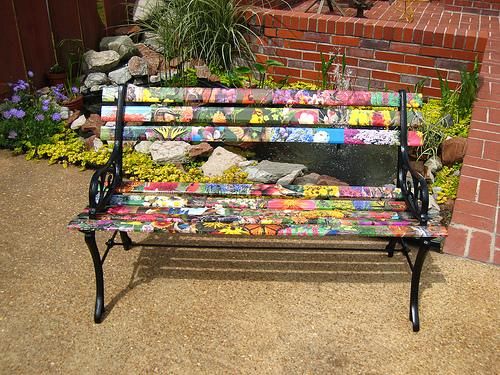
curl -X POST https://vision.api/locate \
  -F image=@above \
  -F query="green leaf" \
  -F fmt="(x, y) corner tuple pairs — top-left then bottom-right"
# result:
(265, 59), (284, 67)
(254, 63), (266, 74)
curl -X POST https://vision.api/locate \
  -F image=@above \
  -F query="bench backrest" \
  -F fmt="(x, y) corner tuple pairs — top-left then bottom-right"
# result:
(99, 85), (423, 148)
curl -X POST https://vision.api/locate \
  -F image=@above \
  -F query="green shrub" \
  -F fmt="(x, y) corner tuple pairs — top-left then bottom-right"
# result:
(433, 163), (461, 204)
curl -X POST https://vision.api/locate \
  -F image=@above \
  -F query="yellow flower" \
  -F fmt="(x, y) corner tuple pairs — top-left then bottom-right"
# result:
(212, 111), (227, 123)
(219, 226), (249, 235)
(143, 89), (160, 103)
(250, 109), (264, 124)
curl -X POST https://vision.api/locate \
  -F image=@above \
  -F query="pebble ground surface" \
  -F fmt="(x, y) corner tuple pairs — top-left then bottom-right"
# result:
(0, 150), (499, 374)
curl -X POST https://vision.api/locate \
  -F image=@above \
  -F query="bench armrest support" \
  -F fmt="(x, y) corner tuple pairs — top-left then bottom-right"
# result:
(397, 90), (429, 226)
(88, 84), (127, 219)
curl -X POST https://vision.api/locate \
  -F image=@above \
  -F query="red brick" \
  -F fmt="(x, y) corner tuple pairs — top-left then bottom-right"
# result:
(453, 34), (466, 50)
(465, 138), (484, 158)
(423, 30), (434, 46)
(349, 48), (374, 59)
(345, 20), (355, 35)
(402, 25), (414, 43)
(468, 231), (492, 262)
(308, 18), (318, 32)
(298, 16), (308, 31)
(284, 40), (316, 51)
(331, 36), (360, 47)
(489, 108), (500, 123)
(413, 28), (424, 44)
(452, 211), (495, 232)
(477, 180), (498, 206)
(472, 106), (489, 122)
(276, 48), (302, 59)
(264, 28), (277, 37)
(461, 165), (499, 182)
(464, 35), (476, 51)
(277, 29), (304, 39)
(363, 24), (374, 38)
(374, 25), (384, 39)
(463, 155), (499, 172)
(456, 176), (478, 201)
(301, 70), (321, 80)
(443, 225), (468, 256)
(404, 55), (435, 67)
(391, 43), (419, 54)
(302, 51), (323, 62)
(317, 18), (327, 33)
(443, 32), (455, 48)
(371, 71), (400, 82)
(354, 21), (364, 37)
(483, 141), (499, 161)
(335, 20), (345, 35)
(389, 63), (417, 74)
(494, 250), (500, 266)
(272, 66), (301, 77)
(421, 86), (442, 98)
(383, 24), (394, 40)
(375, 51), (405, 63)
(454, 199), (497, 219)
(468, 129), (500, 143)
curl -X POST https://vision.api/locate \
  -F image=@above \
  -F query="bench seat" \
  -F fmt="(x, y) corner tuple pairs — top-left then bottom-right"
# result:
(68, 182), (446, 237)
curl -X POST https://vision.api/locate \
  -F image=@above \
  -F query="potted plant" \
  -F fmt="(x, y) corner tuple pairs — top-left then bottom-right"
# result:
(47, 63), (67, 86)
(55, 39), (85, 110)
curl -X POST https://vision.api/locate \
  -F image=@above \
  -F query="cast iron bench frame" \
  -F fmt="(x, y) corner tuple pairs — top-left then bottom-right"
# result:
(74, 84), (441, 331)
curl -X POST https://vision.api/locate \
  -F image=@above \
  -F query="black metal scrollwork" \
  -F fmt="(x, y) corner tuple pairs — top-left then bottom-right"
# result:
(88, 84), (128, 219)
(397, 90), (429, 226)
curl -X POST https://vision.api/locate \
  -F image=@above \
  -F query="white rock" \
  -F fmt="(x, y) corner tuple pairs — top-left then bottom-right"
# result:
(128, 56), (149, 76)
(70, 114), (87, 130)
(84, 72), (108, 88)
(83, 50), (121, 73)
(133, 0), (162, 21)
(149, 75), (161, 83)
(59, 107), (70, 120)
(100, 36), (138, 61)
(202, 147), (246, 177)
(93, 137), (104, 152)
(134, 140), (153, 154)
(150, 141), (191, 163)
(277, 169), (304, 185)
(243, 160), (307, 183)
(424, 156), (442, 174)
(108, 66), (132, 85)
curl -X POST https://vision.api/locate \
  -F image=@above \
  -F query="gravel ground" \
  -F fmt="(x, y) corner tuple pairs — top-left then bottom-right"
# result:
(0, 150), (499, 375)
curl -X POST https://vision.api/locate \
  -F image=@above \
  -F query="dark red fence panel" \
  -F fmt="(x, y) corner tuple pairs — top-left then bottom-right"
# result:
(0, 0), (130, 98)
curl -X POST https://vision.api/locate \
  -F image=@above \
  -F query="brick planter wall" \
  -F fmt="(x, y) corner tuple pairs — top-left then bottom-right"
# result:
(443, 0), (500, 16)
(249, 8), (488, 97)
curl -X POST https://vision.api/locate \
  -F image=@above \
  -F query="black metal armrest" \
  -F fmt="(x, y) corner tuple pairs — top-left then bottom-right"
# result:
(397, 90), (429, 226)
(88, 84), (128, 219)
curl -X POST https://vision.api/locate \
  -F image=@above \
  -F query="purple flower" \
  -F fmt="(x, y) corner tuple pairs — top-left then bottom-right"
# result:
(27, 70), (34, 78)
(42, 99), (51, 106)
(71, 86), (80, 94)
(51, 113), (62, 121)
(2, 110), (12, 119)
(11, 95), (21, 103)
(35, 114), (45, 121)
(42, 105), (49, 112)
(13, 109), (25, 119)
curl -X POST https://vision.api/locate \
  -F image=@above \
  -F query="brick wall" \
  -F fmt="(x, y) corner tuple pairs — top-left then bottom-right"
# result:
(250, 9), (489, 97)
(443, 0), (500, 16)
(443, 32), (499, 264)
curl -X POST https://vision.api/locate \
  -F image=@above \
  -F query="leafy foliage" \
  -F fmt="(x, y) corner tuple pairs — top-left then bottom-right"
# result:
(432, 163), (461, 204)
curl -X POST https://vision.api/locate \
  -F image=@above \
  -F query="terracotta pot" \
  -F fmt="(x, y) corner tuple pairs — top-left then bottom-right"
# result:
(47, 72), (67, 86)
(64, 95), (84, 111)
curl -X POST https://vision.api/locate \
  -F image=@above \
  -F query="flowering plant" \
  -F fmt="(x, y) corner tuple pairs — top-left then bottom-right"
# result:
(0, 71), (64, 149)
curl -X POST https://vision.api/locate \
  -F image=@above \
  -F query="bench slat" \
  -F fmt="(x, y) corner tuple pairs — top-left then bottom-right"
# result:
(116, 182), (404, 199)
(101, 105), (421, 127)
(109, 195), (409, 211)
(102, 85), (423, 108)
(68, 215), (446, 238)
(100, 125), (424, 146)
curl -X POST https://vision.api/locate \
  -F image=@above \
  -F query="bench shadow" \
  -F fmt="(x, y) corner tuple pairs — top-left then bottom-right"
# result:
(103, 234), (445, 318)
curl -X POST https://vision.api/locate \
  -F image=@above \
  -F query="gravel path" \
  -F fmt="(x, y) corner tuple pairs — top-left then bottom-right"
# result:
(0, 150), (498, 374)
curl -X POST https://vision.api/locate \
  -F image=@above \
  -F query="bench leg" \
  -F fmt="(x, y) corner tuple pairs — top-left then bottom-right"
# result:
(409, 240), (430, 332)
(84, 231), (105, 323)
(119, 231), (133, 251)
(385, 238), (397, 257)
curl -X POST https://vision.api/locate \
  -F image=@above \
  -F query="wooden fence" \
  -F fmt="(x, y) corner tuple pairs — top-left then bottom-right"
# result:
(0, 0), (133, 97)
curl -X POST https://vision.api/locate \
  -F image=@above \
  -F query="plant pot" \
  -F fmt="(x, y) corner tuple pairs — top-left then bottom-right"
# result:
(63, 95), (84, 111)
(47, 72), (67, 86)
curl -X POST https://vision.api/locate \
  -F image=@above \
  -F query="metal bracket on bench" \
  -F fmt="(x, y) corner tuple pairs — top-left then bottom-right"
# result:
(88, 84), (128, 219)
(397, 90), (429, 226)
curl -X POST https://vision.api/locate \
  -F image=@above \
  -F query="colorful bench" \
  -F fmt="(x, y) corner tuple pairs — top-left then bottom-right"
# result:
(68, 84), (447, 331)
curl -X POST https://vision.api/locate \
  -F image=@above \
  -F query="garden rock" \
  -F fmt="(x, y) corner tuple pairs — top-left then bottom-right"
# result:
(133, 0), (161, 21)
(428, 194), (441, 218)
(81, 114), (105, 137)
(83, 50), (120, 73)
(59, 107), (70, 120)
(90, 85), (106, 92)
(149, 75), (161, 84)
(134, 141), (153, 154)
(70, 114), (87, 130)
(108, 66), (132, 85)
(136, 43), (165, 75)
(294, 173), (321, 185)
(143, 32), (162, 52)
(85, 135), (104, 152)
(189, 143), (213, 158)
(317, 175), (349, 186)
(424, 156), (442, 174)
(441, 137), (467, 166)
(84, 73), (108, 88)
(244, 160), (306, 183)
(150, 141), (191, 163)
(113, 25), (141, 36)
(202, 147), (246, 177)
(100, 36), (138, 61)
(128, 56), (149, 76)
(66, 110), (81, 127)
(277, 169), (304, 185)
